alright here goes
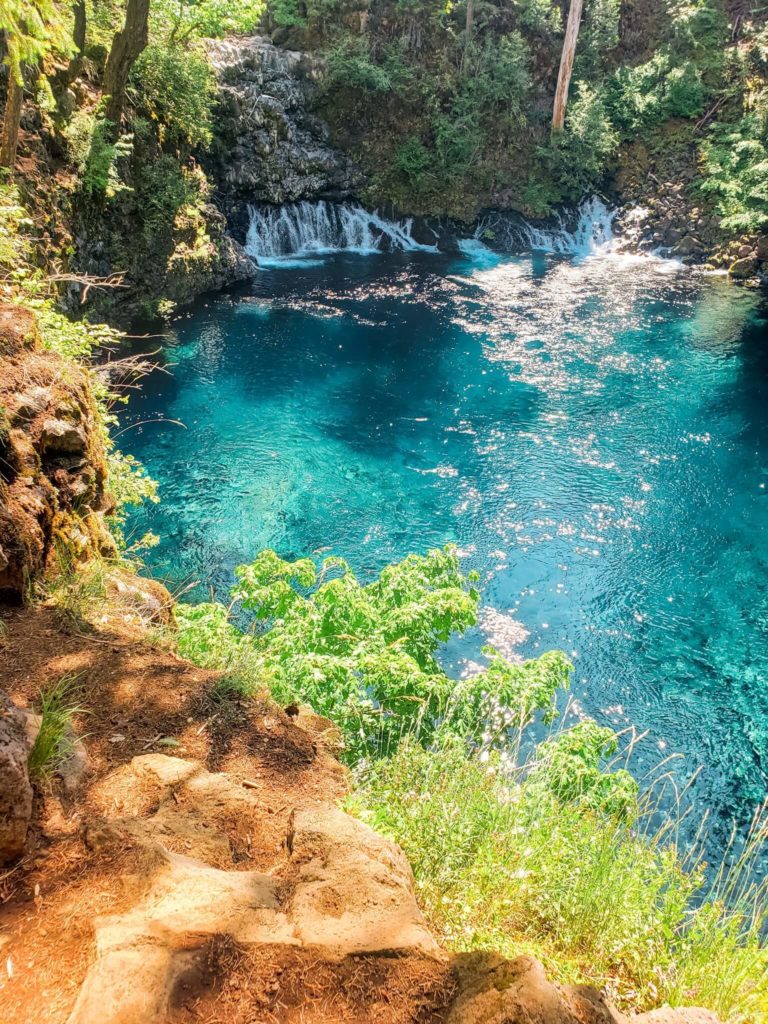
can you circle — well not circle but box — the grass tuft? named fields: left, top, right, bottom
left=28, top=675, right=86, bottom=784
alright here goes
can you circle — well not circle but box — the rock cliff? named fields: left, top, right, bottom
left=0, top=304, right=114, bottom=603
left=206, top=36, right=362, bottom=233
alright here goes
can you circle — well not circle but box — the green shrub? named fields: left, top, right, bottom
left=516, top=0, right=561, bottom=34
left=534, top=82, right=619, bottom=204
left=461, top=33, right=530, bottom=122
left=151, top=0, right=265, bottom=40
left=64, top=111, right=131, bottom=198
left=129, top=44, right=215, bottom=148
left=700, top=103, right=768, bottom=234
left=576, top=0, right=621, bottom=77
left=353, top=735, right=768, bottom=1017
left=133, top=153, right=203, bottom=242
left=606, top=54, right=706, bottom=137
left=175, top=545, right=572, bottom=762
left=324, top=36, right=394, bottom=93
left=394, top=137, right=434, bottom=187
left=269, top=0, right=306, bottom=26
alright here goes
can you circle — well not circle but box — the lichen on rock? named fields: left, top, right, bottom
left=0, top=303, right=114, bottom=603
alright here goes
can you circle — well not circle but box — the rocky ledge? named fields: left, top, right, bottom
left=206, top=35, right=363, bottom=228
left=0, top=304, right=114, bottom=603
left=0, top=604, right=725, bottom=1024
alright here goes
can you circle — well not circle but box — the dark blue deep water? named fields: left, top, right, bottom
left=120, top=246, right=768, bottom=841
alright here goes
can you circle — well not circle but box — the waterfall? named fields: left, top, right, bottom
left=476, top=197, right=617, bottom=257
left=244, top=196, right=622, bottom=268
left=245, top=201, right=438, bottom=266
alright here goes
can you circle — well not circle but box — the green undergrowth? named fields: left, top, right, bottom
left=174, top=544, right=768, bottom=1020
left=27, top=675, right=86, bottom=784
left=0, top=182, right=159, bottom=550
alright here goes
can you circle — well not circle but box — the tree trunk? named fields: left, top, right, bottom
left=551, top=0, right=584, bottom=133
left=0, top=73, right=24, bottom=172
left=56, top=0, right=87, bottom=89
left=103, top=0, right=150, bottom=125
left=465, top=0, right=474, bottom=40
left=72, top=0, right=87, bottom=69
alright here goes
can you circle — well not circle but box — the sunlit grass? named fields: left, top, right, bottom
left=28, top=675, right=86, bottom=784
left=350, top=738, right=768, bottom=1020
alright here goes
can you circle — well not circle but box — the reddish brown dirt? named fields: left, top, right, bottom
left=168, top=941, right=455, bottom=1024
left=0, top=605, right=369, bottom=1024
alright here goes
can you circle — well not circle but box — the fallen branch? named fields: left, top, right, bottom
left=47, top=272, right=129, bottom=304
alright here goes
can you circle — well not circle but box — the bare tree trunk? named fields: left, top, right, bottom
left=551, top=0, right=584, bottom=133
left=103, top=0, right=150, bottom=125
left=55, top=0, right=87, bottom=90
left=465, top=0, right=474, bottom=40
left=72, top=0, right=87, bottom=73
left=0, top=73, right=24, bottom=171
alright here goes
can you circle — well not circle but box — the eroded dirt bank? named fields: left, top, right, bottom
left=0, top=606, right=721, bottom=1024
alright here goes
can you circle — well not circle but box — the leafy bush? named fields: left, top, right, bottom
left=175, top=546, right=573, bottom=761
left=461, top=33, right=530, bottom=122
left=576, top=0, right=621, bottom=77
left=700, top=103, right=768, bottom=234
left=534, top=82, right=619, bottom=205
left=64, top=111, right=131, bottom=198
left=133, top=153, right=204, bottom=242
left=324, top=36, right=394, bottom=93
left=516, top=0, right=561, bottom=35
left=151, top=0, right=265, bottom=41
left=129, top=44, right=215, bottom=148
left=606, top=54, right=706, bottom=137
left=0, top=183, right=34, bottom=288
left=354, top=737, right=768, bottom=1017
left=394, top=137, right=434, bottom=187
left=269, top=0, right=306, bottom=26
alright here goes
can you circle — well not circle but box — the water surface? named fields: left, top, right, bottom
left=120, top=246, right=768, bottom=842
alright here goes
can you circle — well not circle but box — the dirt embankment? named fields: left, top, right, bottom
left=0, top=605, right=723, bottom=1024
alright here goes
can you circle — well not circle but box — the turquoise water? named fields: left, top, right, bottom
left=120, top=245, right=768, bottom=841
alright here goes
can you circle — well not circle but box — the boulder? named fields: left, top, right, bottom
left=728, top=257, right=758, bottom=279
left=0, top=688, right=34, bottom=864
left=41, top=418, right=88, bottom=455
left=447, top=953, right=621, bottom=1024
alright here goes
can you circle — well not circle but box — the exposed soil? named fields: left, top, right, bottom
left=0, top=605, right=358, bottom=1024
left=0, top=606, right=722, bottom=1024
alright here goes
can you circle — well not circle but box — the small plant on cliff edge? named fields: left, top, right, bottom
left=28, top=675, right=86, bottom=784
left=353, top=733, right=768, bottom=1018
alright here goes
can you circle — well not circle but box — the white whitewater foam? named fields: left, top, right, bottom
left=245, top=201, right=438, bottom=266
left=473, top=197, right=618, bottom=257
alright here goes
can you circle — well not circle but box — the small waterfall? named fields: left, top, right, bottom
left=245, top=201, right=438, bottom=266
left=476, top=197, right=617, bottom=257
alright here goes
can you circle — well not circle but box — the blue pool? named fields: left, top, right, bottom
left=120, top=235, right=768, bottom=848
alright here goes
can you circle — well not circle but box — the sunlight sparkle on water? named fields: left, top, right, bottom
left=121, top=245, right=768, bottom=858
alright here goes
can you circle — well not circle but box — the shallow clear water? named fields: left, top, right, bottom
left=120, top=246, right=768, bottom=842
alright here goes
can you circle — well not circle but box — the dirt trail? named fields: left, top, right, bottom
left=0, top=607, right=720, bottom=1024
